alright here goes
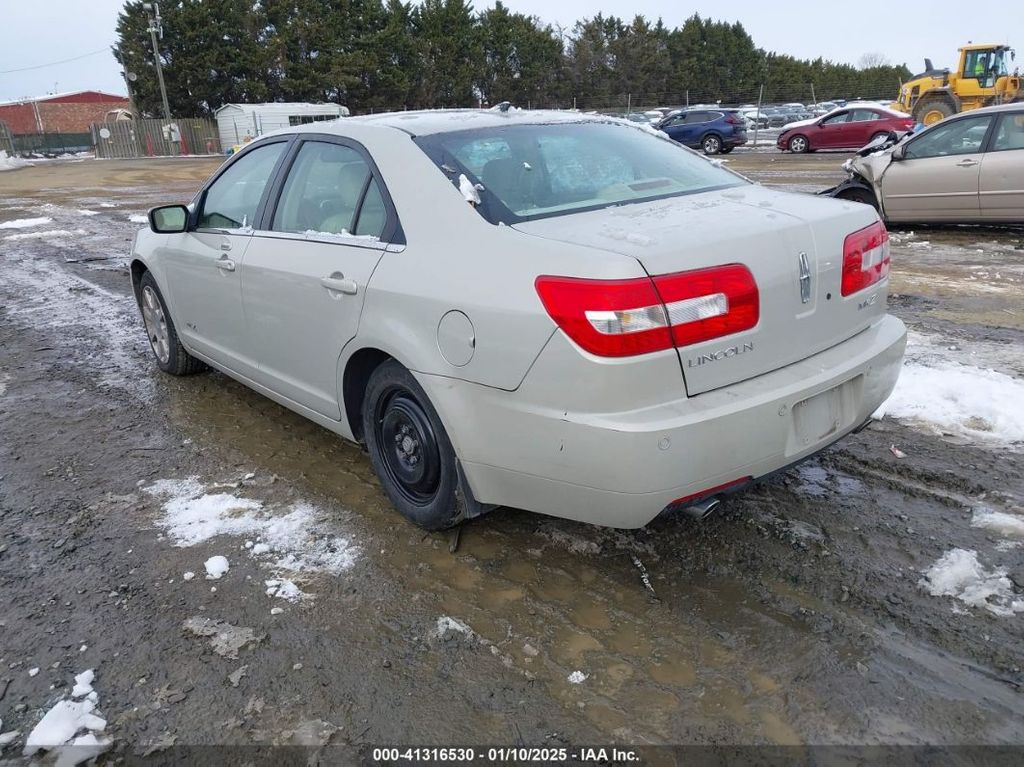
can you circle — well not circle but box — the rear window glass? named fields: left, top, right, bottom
left=415, top=122, right=744, bottom=224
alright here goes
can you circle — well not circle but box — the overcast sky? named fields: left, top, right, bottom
left=1, top=0, right=1019, bottom=102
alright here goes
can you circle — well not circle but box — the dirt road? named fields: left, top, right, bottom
left=1, top=152, right=1022, bottom=758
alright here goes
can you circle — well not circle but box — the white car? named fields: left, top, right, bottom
left=132, top=110, right=906, bottom=530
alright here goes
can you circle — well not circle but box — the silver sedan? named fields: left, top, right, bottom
left=132, top=109, right=906, bottom=529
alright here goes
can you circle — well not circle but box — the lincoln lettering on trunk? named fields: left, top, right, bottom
left=688, top=342, right=755, bottom=367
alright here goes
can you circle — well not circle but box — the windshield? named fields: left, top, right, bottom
left=414, top=122, right=745, bottom=224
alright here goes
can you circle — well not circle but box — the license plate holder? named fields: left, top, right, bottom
left=789, top=376, right=862, bottom=453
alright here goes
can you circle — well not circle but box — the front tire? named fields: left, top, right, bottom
left=138, top=272, right=205, bottom=376
left=788, top=135, right=809, bottom=153
left=701, top=133, right=723, bottom=155
left=362, top=360, right=462, bottom=530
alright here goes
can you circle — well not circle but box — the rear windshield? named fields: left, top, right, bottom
left=414, top=122, right=745, bottom=224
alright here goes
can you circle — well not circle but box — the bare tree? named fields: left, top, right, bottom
left=858, top=52, right=890, bottom=69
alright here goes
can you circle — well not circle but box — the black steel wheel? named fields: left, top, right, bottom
left=362, top=360, right=462, bottom=529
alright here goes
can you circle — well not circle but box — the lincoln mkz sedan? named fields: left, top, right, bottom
left=131, top=110, right=906, bottom=530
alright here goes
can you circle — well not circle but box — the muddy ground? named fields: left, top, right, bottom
left=0, top=151, right=1022, bottom=759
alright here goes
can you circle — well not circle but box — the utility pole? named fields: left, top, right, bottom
left=143, top=2, right=171, bottom=120
left=114, top=47, right=137, bottom=117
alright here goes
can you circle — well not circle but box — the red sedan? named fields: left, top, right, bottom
left=778, top=105, right=915, bottom=153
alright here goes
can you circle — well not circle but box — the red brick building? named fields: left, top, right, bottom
left=0, top=91, right=129, bottom=135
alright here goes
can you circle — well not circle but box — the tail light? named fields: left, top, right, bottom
left=841, top=221, right=890, bottom=296
left=725, top=113, right=743, bottom=125
left=535, top=264, right=759, bottom=358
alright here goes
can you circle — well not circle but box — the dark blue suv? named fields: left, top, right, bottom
left=655, top=108, right=748, bottom=155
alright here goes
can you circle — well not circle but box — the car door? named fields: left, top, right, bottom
left=677, top=111, right=708, bottom=146
left=814, top=111, right=849, bottom=148
left=880, top=114, right=993, bottom=222
left=846, top=109, right=884, bottom=147
left=240, top=137, right=400, bottom=419
left=160, top=140, right=289, bottom=375
left=979, top=112, right=1024, bottom=221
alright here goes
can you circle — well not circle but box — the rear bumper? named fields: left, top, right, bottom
left=419, top=315, right=906, bottom=529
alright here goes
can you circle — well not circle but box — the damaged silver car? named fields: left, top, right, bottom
left=825, top=103, right=1024, bottom=223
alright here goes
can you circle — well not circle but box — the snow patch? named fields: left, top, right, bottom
left=77, top=210, right=99, bottom=217
left=972, top=508, right=1024, bottom=538
left=433, top=616, right=473, bottom=639
left=145, top=477, right=358, bottom=596
left=875, top=333, right=1024, bottom=446
left=22, top=670, right=109, bottom=762
left=4, top=228, right=86, bottom=241
left=265, top=578, right=304, bottom=601
left=204, top=555, right=229, bottom=580
left=920, top=548, right=1024, bottom=616
left=568, top=670, right=588, bottom=684
left=70, top=669, right=94, bottom=698
left=459, top=173, right=482, bottom=205
left=128, top=214, right=148, bottom=224
left=0, top=150, right=30, bottom=171
left=0, top=216, right=52, bottom=229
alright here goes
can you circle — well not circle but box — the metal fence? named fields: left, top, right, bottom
left=91, top=118, right=222, bottom=159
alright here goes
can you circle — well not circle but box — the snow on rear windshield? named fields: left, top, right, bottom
left=415, top=122, right=745, bottom=224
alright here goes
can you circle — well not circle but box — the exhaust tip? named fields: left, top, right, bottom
left=680, top=497, right=722, bottom=521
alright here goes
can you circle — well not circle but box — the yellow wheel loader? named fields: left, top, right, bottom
left=896, top=44, right=1021, bottom=125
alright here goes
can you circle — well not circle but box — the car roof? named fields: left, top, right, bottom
left=942, top=102, right=1024, bottom=118
left=339, top=108, right=624, bottom=136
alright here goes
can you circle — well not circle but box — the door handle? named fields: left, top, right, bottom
left=220, top=242, right=232, bottom=251
left=320, top=274, right=358, bottom=295
left=216, top=258, right=236, bottom=272
left=956, top=159, right=979, bottom=167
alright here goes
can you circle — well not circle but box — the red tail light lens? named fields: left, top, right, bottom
left=841, top=221, right=890, bottom=296
left=725, top=114, right=743, bottom=125
left=535, top=264, right=759, bottom=358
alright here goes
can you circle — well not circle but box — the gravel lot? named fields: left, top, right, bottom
left=0, top=150, right=1022, bottom=758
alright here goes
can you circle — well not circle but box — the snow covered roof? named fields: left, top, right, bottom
left=215, top=102, right=347, bottom=115
left=348, top=108, right=617, bottom=136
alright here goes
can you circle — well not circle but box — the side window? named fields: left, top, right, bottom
left=821, top=112, right=849, bottom=126
left=272, top=142, right=371, bottom=235
left=992, top=113, right=1024, bottom=152
left=353, top=178, right=387, bottom=238
left=686, top=112, right=709, bottom=124
left=904, top=116, right=993, bottom=159
left=198, top=142, right=286, bottom=229
left=850, top=109, right=880, bottom=122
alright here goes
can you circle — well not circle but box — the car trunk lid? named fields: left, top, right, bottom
left=514, top=185, right=886, bottom=395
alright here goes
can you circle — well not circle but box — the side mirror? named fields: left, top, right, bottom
left=149, top=205, right=189, bottom=233
left=892, top=145, right=906, bottom=161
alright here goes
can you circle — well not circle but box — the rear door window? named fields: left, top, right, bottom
left=272, top=142, right=371, bottom=235
left=991, top=113, right=1024, bottom=152
left=849, top=109, right=881, bottom=122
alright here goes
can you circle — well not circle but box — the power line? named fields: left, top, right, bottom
left=0, top=48, right=110, bottom=75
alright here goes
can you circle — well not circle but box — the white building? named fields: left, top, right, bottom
left=215, top=102, right=350, bottom=150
